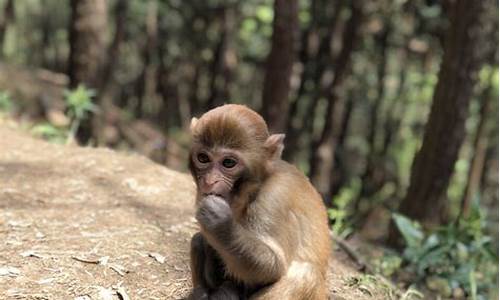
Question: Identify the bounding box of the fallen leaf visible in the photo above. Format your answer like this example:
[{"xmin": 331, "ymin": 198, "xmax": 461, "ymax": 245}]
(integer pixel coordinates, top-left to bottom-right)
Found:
[
  {"xmin": 148, "ymin": 252, "xmax": 166, "ymax": 264},
  {"xmin": 0, "ymin": 266, "xmax": 21, "ymax": 277},
  {"xmin": 72, "ymin": 255, "xmax": 100, "ymax": 264},
  {"xmin": 99, "ymin": 256, "xmax": 110, "ymax": 266},
  {"xmin": 5, "ymin": 240, "xmax": 22, "ymax": 246},
  {"xmin": 96, "ymin": 286, "xmax": 115, "ymax": 300},
  {"xmin": 20, "ymin": 250, "xmax": 44, "ymax": 258},
  {"xmin": 37, "ymin": 277, "xmax": 56, "ymax": 284},
  {"xmin": 173, "ymin": 265, "xmax": 184, "ymax": 272},
  {"xmin": 115, "ymin": 286, "xmax": 130, "ymax": 300},
  {"xmin": 109, "ymin": 264, "xmax": 128, "ymax": 276},
  {"xmin": 72, "ymin": 255, "xmax": 109, "ymax": 265},
  {"xmin": 7, "ymin": 220, "xmax": 32, "ymax": 228}
]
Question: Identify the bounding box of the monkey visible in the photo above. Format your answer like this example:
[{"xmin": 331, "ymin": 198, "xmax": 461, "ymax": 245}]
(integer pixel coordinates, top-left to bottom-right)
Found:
[{"xmin": 188, "ymin": 104, "xmax": 331, "ymax": 300}]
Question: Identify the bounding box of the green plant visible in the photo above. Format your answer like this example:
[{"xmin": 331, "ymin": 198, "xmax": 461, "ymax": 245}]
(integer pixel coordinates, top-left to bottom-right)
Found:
[
  {"xmin": 345, "ymin": 274, "xmax": 423, "ymax": 300},
  {"xmin": 30, "ymin": 85, "xmax": 96, "ymax": 143},
  {"xmin": 64, "ymin": 84, "xmax": 96, "ymax": 141},
  {"xmin": 372, "ymin": 252, "xmax": 403, "ymax": 277},
  {"xmin": 0, "ymin": 91, "xmax": 14, "ymax": 112},
  {"xmin": 393, "ymin": 205, "xmax": 498, "ymax": 299},
  {"xmin": 31, "ymin": 122, "xmax": 67, "ymax": 144},
  {"xmin": 328, "ymin": 179, "xmax": 360, "ymax": 238}
]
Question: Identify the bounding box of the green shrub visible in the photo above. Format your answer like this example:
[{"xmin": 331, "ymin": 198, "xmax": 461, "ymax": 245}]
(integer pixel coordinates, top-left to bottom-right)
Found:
[
  {"xmin": 393, "ymin": 206, "xmax": 498, "ymax": 299},
  {"xmin": 31, "ymin": 85, "xmax": 96, "ymax": 144},
  {"xmin": 64, "ymin": 84, "xmax": 96, "ymax": 140},
  {"xmin": 0, "ymin": 91, "xmax": 14, "ymax": 112},
  {"xmin": 328, "ymin": 179, "xmax": 360, "ymax": 238},
  {"xmin": 31, "ymin": 122, "xmax": 67, "ymax": 144}
]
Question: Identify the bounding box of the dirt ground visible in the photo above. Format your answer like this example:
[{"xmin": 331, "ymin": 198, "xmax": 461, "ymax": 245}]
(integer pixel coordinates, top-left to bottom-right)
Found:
[{"xmin": 0, "ymin": 124, "xmax": 390, "ymax": 300}]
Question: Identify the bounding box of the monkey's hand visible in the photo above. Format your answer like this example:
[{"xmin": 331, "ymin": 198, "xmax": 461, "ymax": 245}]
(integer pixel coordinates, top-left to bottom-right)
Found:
[
  {"xmin": 190, "ymin": 286, "xmax": 209, "ymax": 300},
  {"xmin": 196, "ymin": 195, "xmax": 233, "ymax": 234}
]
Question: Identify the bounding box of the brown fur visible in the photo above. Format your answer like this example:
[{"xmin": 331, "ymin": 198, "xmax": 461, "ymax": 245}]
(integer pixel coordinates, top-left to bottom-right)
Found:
[{"xmin": 189, "ymin": 104, "xmax": 331, "ymax": 300}]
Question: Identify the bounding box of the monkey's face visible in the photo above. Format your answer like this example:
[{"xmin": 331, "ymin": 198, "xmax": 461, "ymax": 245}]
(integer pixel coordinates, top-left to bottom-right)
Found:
[
  {"xmin": 190, "ymin": 147, "xmax": 246, "ymax": 201},
  {"xmin": 189, "ymin": 104, "xmax": 282, "ymax": 201}
]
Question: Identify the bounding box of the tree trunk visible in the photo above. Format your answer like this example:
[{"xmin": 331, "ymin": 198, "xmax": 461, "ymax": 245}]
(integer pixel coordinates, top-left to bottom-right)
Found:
[
  {"xmin": 99, "ymin": 0, "xmax": 127, "ymax": 101},
  {"xmin": 188, "ymin": 64, "xmax": 201, "ymax": 117},
  {"xmin": 480, "ymin": 136, "xmax": 498, "ymax": 219},
  {"xmin": 68, "ymin": 0, "xmax": 107, "ymax": 88},
  {"xmin": 135, "ymin": 1, "xmax": 159, "ymax": 119},
  {"xmin": 0, "ymin": 0, "xmax": 14, "ymax": 55},
  {"xmin": 328, "ymin": 96, "xmax": 354, "ymax": 197},
  {"xmin": 389, "ymin": 0, "xmax": 490, "ymax": 243},
  {"xmin": 283, "ymin": 0, "xmax": 341, "ymax": 162},
  {"xmin": 261, "ymin": 0, "xmax": 299, "ymax": 133},
  {"xmin": 156, "ymin": 6, "xmax": 184, "ymax": 131},
  {"xmin": 39, "ymin": 4, "xmax": 51, "ymax": 69},
  {"xmin": 205, "ymin": 6, "xmax": 237, "ymax": 110},
  {"xmin": 460, "ymin": 71, "xmax": 495, "ymax": 218},
  {"xmin": 382, "ymin": 47, "xmax": 409, "ymax": 155},
  {"xmin": 358, "ymin": 26, "xmax": 390, "ymax": 203},
  {"xmin": 68, "ymin": 0, "xmax": 108, "ymax": 144},
  {"xmin": 309, "ymin": 0, "xmax": 363, "ymax": 202}
]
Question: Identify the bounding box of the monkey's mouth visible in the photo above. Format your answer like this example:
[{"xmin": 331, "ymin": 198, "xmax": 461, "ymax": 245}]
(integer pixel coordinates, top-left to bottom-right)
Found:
[{"xmin": 203, "ymin": 193, "xmax": 225, "ymax": 198}]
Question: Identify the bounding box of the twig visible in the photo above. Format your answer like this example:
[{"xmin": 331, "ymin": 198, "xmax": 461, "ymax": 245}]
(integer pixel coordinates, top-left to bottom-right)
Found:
[{"xmin": 330, "ymin": 232, "xmax": 374, "ymax": 273}]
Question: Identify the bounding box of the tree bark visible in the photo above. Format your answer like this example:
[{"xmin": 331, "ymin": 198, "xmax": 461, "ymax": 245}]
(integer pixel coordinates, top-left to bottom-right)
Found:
[
  {"xmin": 284, "ymin": 0, "xmax": 341, "ymax": 162},
  {"xmin": 479, "ymin": 135, "xmax": 498, "ymax": 215},
  {"xmin": 309, "ymin": 0, "xmax": 363, "ymax": 202},
  {"xmin": 261, "ymin": 0, "xmax": 299, "ymax": 133},
  {"xmin": 382, "ymin": 47, "xmax": 409, "ymax": 155},
  {"xmin": 135, "ymin": 1, "xmax": 159, "ymax": 119},
  {"xmin": 206, "ymin": 6, "xmax": 237, "ymax": 110},
  {"xmin": 460, "ymin": 71, "xmax": 495, "ymax": 218},
  {"xmin": 328, "ymin": 96, "xmax": 354, "ymax": 197},
  {"xmin": 358, "ymin": 26, "xmax": 390, "ymax": 203},
  {"xmin": 68, "ymin": 0, "xmax": 107, "ymax": 88},
  {"xmin": 98, "ymin": 0, "xmax": 127, "ymax": 101},
  {"xmin": 0, "ymin": 0, "xmax": 14, "ymax": 55},
  {"xmin": 67, "ymin": 0, "xmax": 108, "ymax": 144},
  {"xmin": 389, "ymin": 0, "xmax": 490, "ymax": 242}
]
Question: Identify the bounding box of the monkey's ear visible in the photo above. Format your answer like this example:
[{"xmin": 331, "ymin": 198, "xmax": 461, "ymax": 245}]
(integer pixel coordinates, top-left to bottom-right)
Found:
[
  {"xmin": 264, "ymin": 134, "xmax": 285, "ymax": 159},
  {"xmin": 190, "ymin": 117, "xmax": 199, "ymax": 133}
]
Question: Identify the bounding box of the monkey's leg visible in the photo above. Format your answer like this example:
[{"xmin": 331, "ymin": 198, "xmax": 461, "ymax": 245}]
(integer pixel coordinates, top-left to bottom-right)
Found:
[
  {"xmin": 191, "ymin": 233, "xmax": 235, "ymax": 299},
  {"xmin": 209, "ymin": 281, "xmax": 240, "ymax": 300},
  {"xmin": 204, "ymin": 244, "xmax": 241, "ymax": 299},
  {"xmin": 202, "ymin": 236, "xmax": 227, "ymax": 289},
  {"xmin": 190, "ymin": 233, "xmax": 210, "ymax": 299},
  {"xmin": 250, "ymin": 262, "xmax": 328, "ymax": 300}
]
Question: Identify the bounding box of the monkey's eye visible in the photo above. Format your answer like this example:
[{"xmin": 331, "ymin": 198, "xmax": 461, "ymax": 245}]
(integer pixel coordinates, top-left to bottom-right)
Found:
[
  {"xmin": 222, "ymin": 158, "xmax": 237, "ymax": 169},
  {"xmin": 197, "ymin": 153, "xmax": 210, "ymax": 164}
]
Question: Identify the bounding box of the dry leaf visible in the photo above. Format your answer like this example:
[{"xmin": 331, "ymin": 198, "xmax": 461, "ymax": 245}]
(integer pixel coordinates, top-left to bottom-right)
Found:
[
  {"xmin": 72, "ymin": 255, "xmax": 100, "ymax": 264},
  {"xmin": 115, "ymin": 286, "xmax": 130, "ymax": 300},
  {"xmin": 96, "ymin": 286, "xmax": 115, "ymax": 300},
  {"xmin": 7, "ymin": 220, "xmax": 32, "ymax": 228},
  {"xmin": 0, "ymin": 266, "xmax": 20, "ymax": 277},
  {"xmin": 20, "ymin": 250, "xmax": 44, "ymax": 258},
  {"xmin": 37, "ymin": 277, "xmax": 56, "ymax": 284},
  {"xmin": 148, "ymin": 252, "xmax": 165, "ymax": 264},
  {"xmin": 109, "ymin": 264, "xmax": 128, "ymax": 276},
  {"xmin": 72, "ymin": 255, "xmax": 109, "ymax": 265},
  {"xmin": 99, "ymin": 256, "xmax": 110, "ymax": 266}
]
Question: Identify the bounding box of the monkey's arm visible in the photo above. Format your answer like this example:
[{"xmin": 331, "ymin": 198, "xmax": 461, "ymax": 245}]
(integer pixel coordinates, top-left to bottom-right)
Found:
[{"xmin": 196, "ymin": 196, "xmax": 286, "ymax": 285}]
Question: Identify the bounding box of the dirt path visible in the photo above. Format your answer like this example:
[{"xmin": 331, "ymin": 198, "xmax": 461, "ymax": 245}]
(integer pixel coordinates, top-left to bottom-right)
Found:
[{"xmin": 0, "ymin": 126, "xmax": 388, "ymax": 300}]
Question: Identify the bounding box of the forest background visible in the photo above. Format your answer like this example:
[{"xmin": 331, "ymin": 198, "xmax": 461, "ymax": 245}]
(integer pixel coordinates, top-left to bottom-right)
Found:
[{"xmin": 0, "ymin": 0, "xmax": 498, "ymax": 299}]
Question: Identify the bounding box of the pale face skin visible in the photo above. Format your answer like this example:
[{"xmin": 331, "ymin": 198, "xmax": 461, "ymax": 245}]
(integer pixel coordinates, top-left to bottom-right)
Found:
[{"xmin": 191, "ymin": 147, "xmax": 246, "ymax": 200}]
